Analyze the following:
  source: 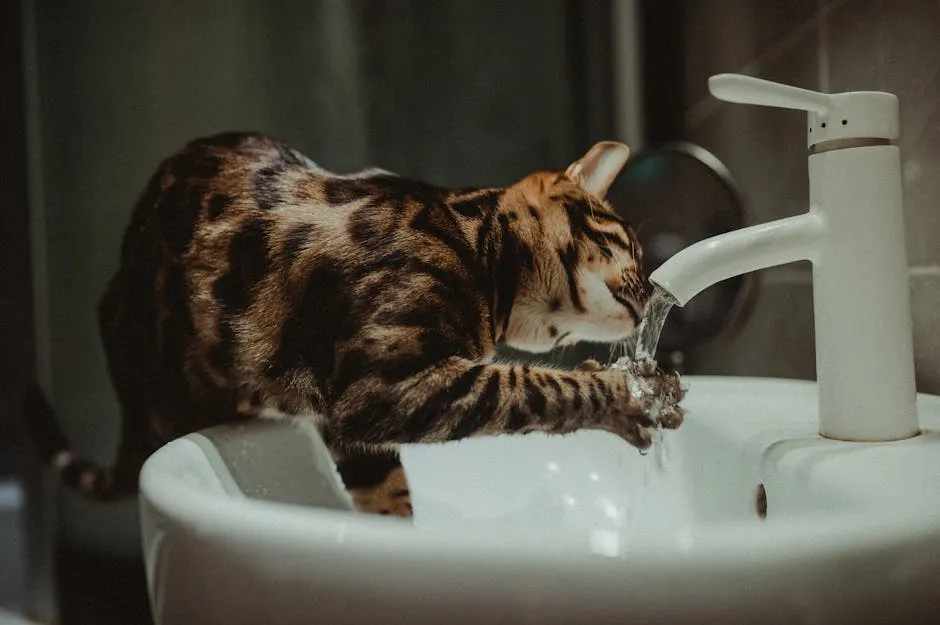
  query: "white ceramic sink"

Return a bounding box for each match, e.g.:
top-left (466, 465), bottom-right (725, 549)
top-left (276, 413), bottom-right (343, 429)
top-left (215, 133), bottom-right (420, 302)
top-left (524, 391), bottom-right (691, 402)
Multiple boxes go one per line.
top-left (139, 377), bottom-right (940, 625)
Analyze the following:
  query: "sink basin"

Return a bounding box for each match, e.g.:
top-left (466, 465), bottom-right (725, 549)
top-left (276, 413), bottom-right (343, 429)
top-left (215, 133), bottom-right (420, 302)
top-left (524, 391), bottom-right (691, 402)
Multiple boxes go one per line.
top-left (139, 377), bottom-right (940, 624)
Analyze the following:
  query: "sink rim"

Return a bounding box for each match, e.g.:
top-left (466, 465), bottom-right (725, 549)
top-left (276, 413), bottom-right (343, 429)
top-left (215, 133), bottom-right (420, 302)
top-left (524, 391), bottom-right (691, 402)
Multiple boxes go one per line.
top-left (139, 375), bottom-right (940, 567)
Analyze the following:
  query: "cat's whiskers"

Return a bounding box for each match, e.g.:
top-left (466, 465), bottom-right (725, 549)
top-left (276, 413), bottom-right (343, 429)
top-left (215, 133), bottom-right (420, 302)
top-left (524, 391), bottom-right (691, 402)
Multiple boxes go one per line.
top-left (607, 341), bottom-right (618, 366)
top-left (553, 331), bottom-right (572, 349)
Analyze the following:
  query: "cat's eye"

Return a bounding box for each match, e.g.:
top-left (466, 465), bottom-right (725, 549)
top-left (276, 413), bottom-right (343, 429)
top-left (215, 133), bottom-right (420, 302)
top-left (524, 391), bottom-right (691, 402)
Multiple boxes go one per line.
top-left (598, 245), bottom-right (614, 259)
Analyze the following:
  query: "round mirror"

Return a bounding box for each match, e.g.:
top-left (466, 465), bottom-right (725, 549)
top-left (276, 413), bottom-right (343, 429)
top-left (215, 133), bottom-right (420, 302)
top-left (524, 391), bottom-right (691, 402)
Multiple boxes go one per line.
top-left (607, 141), bottom-right (751, 358)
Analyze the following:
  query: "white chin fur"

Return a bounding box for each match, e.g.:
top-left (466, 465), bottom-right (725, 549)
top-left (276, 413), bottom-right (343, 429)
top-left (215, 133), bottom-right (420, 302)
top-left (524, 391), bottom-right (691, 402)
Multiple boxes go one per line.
top-left (504, 270), bottom-right (639, 352)
top-left (570, 269), bottom-right (639, 342)
top-left (570, 321), bottom-right (636, 344)
top-left (504, 310), bottom-right (636, 353)
top-left (505, 339), bottom-right (558, 354)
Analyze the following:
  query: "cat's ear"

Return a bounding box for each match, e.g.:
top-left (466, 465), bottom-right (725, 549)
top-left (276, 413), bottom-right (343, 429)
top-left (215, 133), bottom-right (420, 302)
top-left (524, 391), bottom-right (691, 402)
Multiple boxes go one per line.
top-left (564, 141), bottom-right (630, 199)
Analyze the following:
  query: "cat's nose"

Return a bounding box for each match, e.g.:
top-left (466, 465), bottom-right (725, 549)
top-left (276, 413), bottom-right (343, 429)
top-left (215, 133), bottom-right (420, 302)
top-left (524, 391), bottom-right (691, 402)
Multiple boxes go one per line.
top-left (635, 274), bottom-right (653, 305)
top-left (619, 274), bottom-right (650, 306)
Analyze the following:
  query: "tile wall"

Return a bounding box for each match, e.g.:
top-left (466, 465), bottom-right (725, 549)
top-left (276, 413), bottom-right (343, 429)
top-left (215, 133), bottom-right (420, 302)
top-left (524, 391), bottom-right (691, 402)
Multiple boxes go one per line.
top-left (677, 0), bottom-right (940, 393)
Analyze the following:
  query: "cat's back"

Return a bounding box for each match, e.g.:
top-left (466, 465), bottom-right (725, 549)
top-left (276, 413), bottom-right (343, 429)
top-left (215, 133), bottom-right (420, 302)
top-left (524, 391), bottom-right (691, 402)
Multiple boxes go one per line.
top-left (123, 131), bottom-right (446, 266)
top-left (98, 133), bottom-right (329, 426)
top-left (99, 132), bottom-right (461, 429)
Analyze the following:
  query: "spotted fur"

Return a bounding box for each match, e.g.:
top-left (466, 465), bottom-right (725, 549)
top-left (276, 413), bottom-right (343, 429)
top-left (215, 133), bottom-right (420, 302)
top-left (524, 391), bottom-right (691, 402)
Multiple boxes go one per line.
top-left (25, 132), bottom-right (684, 515)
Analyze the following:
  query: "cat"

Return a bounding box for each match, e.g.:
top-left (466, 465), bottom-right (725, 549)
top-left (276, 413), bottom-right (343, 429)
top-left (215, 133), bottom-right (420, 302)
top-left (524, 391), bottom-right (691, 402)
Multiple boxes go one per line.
top-left (24, 132), bottom-right (684, 517)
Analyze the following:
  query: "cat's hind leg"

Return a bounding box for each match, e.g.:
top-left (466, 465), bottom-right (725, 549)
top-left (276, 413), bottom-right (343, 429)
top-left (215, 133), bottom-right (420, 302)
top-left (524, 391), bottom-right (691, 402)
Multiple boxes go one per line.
top-left (331, 447), bottom-right (413, 518)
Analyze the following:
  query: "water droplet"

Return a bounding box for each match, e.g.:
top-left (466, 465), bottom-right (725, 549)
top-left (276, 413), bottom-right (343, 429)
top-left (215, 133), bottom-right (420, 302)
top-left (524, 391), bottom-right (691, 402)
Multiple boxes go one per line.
top-left (589, 528), bottom-right (621, 557)
top-left (597, 497), bottom-right (621, 521)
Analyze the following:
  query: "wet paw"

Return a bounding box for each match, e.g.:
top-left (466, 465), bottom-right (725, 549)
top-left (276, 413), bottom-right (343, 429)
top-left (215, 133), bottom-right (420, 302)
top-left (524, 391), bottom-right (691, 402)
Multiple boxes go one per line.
top-left (659, 403), bottom-right (685, 430)
top-left (630, 365), bottom-right (684, 421)
top-left (620, 413), bottom-right (656, 451)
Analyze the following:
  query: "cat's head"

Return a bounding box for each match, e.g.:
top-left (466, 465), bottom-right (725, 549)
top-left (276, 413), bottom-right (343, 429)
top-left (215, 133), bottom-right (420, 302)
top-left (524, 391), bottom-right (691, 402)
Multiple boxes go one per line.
top-left (499, 141), bottom-right (646, 353)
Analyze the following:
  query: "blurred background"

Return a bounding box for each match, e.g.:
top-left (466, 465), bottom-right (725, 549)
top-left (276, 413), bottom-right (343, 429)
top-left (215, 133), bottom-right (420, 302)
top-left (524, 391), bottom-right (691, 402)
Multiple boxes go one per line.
top-left (2, 0), bottom-right (939, 623)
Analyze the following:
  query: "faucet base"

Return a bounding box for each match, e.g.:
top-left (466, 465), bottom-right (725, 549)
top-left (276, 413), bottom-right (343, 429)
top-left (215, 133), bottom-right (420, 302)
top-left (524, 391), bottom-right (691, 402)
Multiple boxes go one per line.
top-left (810, 145), bottom-right (919, 442)
top-left (820, 429), bottom-right (922, 443)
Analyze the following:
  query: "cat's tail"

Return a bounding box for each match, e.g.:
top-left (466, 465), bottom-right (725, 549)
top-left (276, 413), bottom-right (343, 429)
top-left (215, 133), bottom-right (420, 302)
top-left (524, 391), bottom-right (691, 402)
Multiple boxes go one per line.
top-left (23, 385), bottom-right (142, 501)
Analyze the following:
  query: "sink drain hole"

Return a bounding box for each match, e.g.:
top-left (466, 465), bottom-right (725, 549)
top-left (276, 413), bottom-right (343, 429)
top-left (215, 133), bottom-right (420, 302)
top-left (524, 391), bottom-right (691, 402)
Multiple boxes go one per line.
top-left (756, 484), bottom-right (767, 520)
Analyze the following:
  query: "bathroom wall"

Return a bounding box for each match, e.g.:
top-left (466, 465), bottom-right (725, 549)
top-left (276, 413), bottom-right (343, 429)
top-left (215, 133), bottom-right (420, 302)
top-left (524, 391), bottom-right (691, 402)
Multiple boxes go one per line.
top-left (0, 1), bottom-right (58, 621)
top-left (673, 0), bottom-right (940, 394)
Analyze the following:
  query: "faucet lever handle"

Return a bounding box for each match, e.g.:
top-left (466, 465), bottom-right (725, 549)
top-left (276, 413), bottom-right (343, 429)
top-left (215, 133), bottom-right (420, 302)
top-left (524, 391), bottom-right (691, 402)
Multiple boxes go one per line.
top-left (709, 73), bottom-right (832, 114)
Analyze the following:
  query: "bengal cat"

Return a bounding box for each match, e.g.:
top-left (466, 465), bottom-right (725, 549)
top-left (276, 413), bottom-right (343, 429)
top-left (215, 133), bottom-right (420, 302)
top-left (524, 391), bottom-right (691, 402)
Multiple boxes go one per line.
top-left (25, 132), bottom-right (684, 517)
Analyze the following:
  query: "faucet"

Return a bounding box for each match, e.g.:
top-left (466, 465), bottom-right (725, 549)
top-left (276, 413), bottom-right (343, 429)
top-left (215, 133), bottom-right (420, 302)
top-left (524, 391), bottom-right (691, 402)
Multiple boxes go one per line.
top-left (650, 73), bottom-right (920, 442)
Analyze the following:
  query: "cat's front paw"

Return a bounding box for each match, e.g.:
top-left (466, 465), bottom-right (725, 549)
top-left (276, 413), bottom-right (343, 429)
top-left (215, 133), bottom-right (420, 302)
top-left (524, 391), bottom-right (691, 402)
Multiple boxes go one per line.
top-left (607, 374), bottom-right (686, 450)
top-left (629, 364), bottom-right (686, 430)
top-left (609, 411), bottom-right (658, 451)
